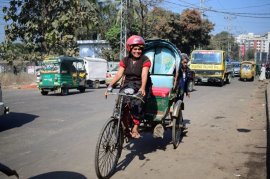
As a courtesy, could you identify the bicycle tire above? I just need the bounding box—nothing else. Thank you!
[172,110,183,149]
[95,117,124,179]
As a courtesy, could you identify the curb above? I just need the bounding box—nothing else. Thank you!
[17,84,38,89]
[266,84,270,179]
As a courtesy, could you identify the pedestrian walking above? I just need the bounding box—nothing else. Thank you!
[259,64,266,81]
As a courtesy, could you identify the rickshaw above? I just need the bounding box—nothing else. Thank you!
[239,61,256,81]
[94,39,185,178]
[38,56,87,95]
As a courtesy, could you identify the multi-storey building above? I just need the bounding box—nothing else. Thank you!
[236,32,270,64]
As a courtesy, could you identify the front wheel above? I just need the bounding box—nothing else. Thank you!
[172,110,183,149]
[95,117,124,179]
[79,87,86,93]
[226,74,231,84]
[41,90,48,95]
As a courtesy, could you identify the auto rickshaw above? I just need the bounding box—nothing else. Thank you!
[239,61,256,81]
[38,56,87,95]
[95,39,185,179]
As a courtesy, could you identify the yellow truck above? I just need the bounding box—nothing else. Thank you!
[190,50,233,87]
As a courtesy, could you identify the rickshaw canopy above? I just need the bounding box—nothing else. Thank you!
[144,39,181,75]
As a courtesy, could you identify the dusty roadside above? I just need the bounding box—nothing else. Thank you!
[111,79,268,179]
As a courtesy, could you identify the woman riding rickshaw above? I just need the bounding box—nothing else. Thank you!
[95,36,185,179]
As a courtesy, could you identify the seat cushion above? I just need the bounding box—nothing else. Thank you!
[151,87,171,98]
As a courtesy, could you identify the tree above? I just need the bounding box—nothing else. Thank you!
[3,0,98,57]
[245,48,255,60]
[146,8,214,55]
[208,31,239,60]
[178,9,214,54]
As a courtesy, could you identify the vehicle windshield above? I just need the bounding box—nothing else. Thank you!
[232,63,240,68]
[111,65,119,71]
[42,61,60,72]
[191,52,222,64]
[241,64,252,70]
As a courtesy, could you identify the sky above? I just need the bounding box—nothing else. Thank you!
[161,0,270,36]
[0,0,270,43]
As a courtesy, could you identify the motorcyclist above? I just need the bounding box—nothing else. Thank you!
[105,35,152,138]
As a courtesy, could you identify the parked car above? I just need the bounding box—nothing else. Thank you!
[105,65,122,87]
[231,61,241,77]
[0,83,9,116]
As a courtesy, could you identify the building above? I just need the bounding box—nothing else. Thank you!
[236,32,270,64]
[77,40,111,58]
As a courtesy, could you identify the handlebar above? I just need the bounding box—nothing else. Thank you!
[106,92,145,103]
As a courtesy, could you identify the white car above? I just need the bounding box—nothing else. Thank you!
[0,83,9,116]
[105,65,122,87]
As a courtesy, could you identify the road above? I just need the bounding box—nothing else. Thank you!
[0,78,267,179]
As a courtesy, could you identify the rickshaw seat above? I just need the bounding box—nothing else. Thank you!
[150,75,173,98]
[151,87,171,98]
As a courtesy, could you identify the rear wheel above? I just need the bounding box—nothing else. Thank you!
[219,79,224,87]
[79,87,86,93]
[95,118,124,179]
[172,110,183,149]
[61,87,69,96]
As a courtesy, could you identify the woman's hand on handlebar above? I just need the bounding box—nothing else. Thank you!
[105,86,113,97]
[139,88,146,96]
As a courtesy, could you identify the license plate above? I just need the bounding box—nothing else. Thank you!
[202,78,208,82]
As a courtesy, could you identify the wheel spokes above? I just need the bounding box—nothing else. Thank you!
[97,119,120,177]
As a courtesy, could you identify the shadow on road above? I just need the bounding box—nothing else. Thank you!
[29,171,87,179]
[115,124,189,173]
[0,162,19,178]
[42,90,94,96]
[0,112,39,132]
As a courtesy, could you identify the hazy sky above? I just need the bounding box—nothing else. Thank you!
[0,0,270,42]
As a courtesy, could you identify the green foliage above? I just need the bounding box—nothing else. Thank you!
[245,48,255,60]
[146,8,214,55]
[0,42,43,64]
[208,31,239,60]
[2,0,98,58]
[1,0,216,62]
[104,25,121,60]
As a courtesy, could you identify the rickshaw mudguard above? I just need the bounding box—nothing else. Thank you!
[172,100,183,118]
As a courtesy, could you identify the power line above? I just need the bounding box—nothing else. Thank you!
[163,0,270,18]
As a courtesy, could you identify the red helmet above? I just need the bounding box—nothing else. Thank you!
[126,35,145,52]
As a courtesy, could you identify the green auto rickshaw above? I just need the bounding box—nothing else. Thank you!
[38,56,87,95]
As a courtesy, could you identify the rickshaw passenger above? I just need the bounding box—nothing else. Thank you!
[173,53,191,101]
[105,35,152,139]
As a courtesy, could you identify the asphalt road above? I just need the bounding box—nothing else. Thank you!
[0,78,267,179]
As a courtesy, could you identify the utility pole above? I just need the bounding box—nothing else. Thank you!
[200,0,205,18]
[224,15,235,55]
[119,0,128,60]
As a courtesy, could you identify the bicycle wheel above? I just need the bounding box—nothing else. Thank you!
[95,117,124,179]
[172,110,183,149]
